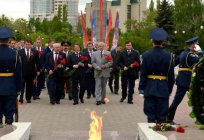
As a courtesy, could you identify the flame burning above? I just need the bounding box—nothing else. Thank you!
[89,111,103,140]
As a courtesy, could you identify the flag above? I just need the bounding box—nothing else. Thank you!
[105,10,112,50]
[100,0,104,41]
[105,11,109,49]
[81,11,88,48]
[111,11,120,50]
[91,10,97,45]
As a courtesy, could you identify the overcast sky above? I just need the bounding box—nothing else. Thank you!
[0,0,162,20]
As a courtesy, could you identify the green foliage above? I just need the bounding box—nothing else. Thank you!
[63,5,68,22]
[58,5,62,19]
[149,0,154,12]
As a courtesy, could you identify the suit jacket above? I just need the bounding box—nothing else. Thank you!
[45,51,66,80]
[110,49,121,73]
[92,50,113,78]
[0,44,22,95]
[33,46,45,70]
[119,49,140,78]
[18,48,39,78]
[83,49,96,74]
[67,52,85,77]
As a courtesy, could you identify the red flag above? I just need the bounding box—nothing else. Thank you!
[81,11,88,48]
[90,11,93,42]
[100,0,104,41]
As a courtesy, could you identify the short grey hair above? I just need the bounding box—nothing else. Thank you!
[98,42,105,47]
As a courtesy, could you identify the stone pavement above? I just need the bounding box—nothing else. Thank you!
[16,81,204,140]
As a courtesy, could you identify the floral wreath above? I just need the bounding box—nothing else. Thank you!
[188,57,204,129]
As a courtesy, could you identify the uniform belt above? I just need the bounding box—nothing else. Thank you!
[0,73,14,76]
[178,68,192,72]
[147,75,167,80]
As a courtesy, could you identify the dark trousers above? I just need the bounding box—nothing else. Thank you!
[85,73,95,97]
[20,76,34,101]
[0,95,16,121]
[168,86,189,121]
[121,76,136,101]
[47,78,63,102]
[36,72,45,97]
[109,71,119,93]
[71,76,86,102]
[62,77,72,98]
[144,96,169,123]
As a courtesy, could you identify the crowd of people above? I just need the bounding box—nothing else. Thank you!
[0,26,203,126]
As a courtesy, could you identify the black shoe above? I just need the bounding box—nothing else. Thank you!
[120,98,125,102]
[96,101,101,105]
[61,96,65,99]
[101,100,105,104]
[80,98,84,103]
[114,92,118,95]
[33,96,37,100]
[50,101,55,105]
[56,101,60,104]
[36,96,40,99]
[93,94,95,98]
[128,101,133,104]
[86,96,91,99]
[5,118,13,125]
[19,99,23,104]
[69,96,72,100]
[27,100,31,103]
[109,86,113,93]
[73,101,78,105]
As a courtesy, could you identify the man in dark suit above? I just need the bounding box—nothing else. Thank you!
[46,43,66,105]
[119,41,140,104]
[139,28,175,123]
[167,36,200,124]
[108,44,122,94]
[61,41,73,100]
[83,42,96,99]
[32,38,45,100]
[68,43,86,105]
[18,39,40,103]
[0,27,22,125]
[44,39,54,55]
[9,39,16,50]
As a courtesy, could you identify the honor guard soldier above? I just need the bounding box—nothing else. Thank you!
[139,28,175,123]
[167,36,200,124]
[0,27,22,125]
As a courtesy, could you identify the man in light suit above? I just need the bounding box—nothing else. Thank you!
[92,42,113,105]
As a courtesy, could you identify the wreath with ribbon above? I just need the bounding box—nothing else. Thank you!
[188,57,204,128]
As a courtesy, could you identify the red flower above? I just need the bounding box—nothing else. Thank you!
[30,52,34,56]
[103,54,113,61]
[37,50,43,55]
[61,58,66,65]
[80,55,89,61]
[132,61,140,67]
[176,126,185,133]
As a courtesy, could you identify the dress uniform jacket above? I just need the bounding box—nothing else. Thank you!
[139,47,175,98]
[0,44,22,95]
[176,48,199,88]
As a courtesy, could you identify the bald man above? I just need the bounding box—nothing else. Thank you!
[45,43,66,105]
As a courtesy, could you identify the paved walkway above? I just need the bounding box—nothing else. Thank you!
[16,81,203,140]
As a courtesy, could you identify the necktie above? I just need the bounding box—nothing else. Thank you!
[101,51,103,58]
[27,49,30,60]
[90,51,93,57]
[54,53,58,66]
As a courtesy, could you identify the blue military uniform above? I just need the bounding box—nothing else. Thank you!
[168,36,200,122]
[139,28,175,123]
[0,27,22,125]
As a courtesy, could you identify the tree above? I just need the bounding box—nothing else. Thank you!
[58,5,62,20]
[62,5,68,22]
[149,0,154,12]
[174,0,203,38]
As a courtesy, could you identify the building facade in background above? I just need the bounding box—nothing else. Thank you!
[30,0,79,31]
[30,0,54,21]
[85,0,147,33]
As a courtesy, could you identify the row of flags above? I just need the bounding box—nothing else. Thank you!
[81,1,120,50]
